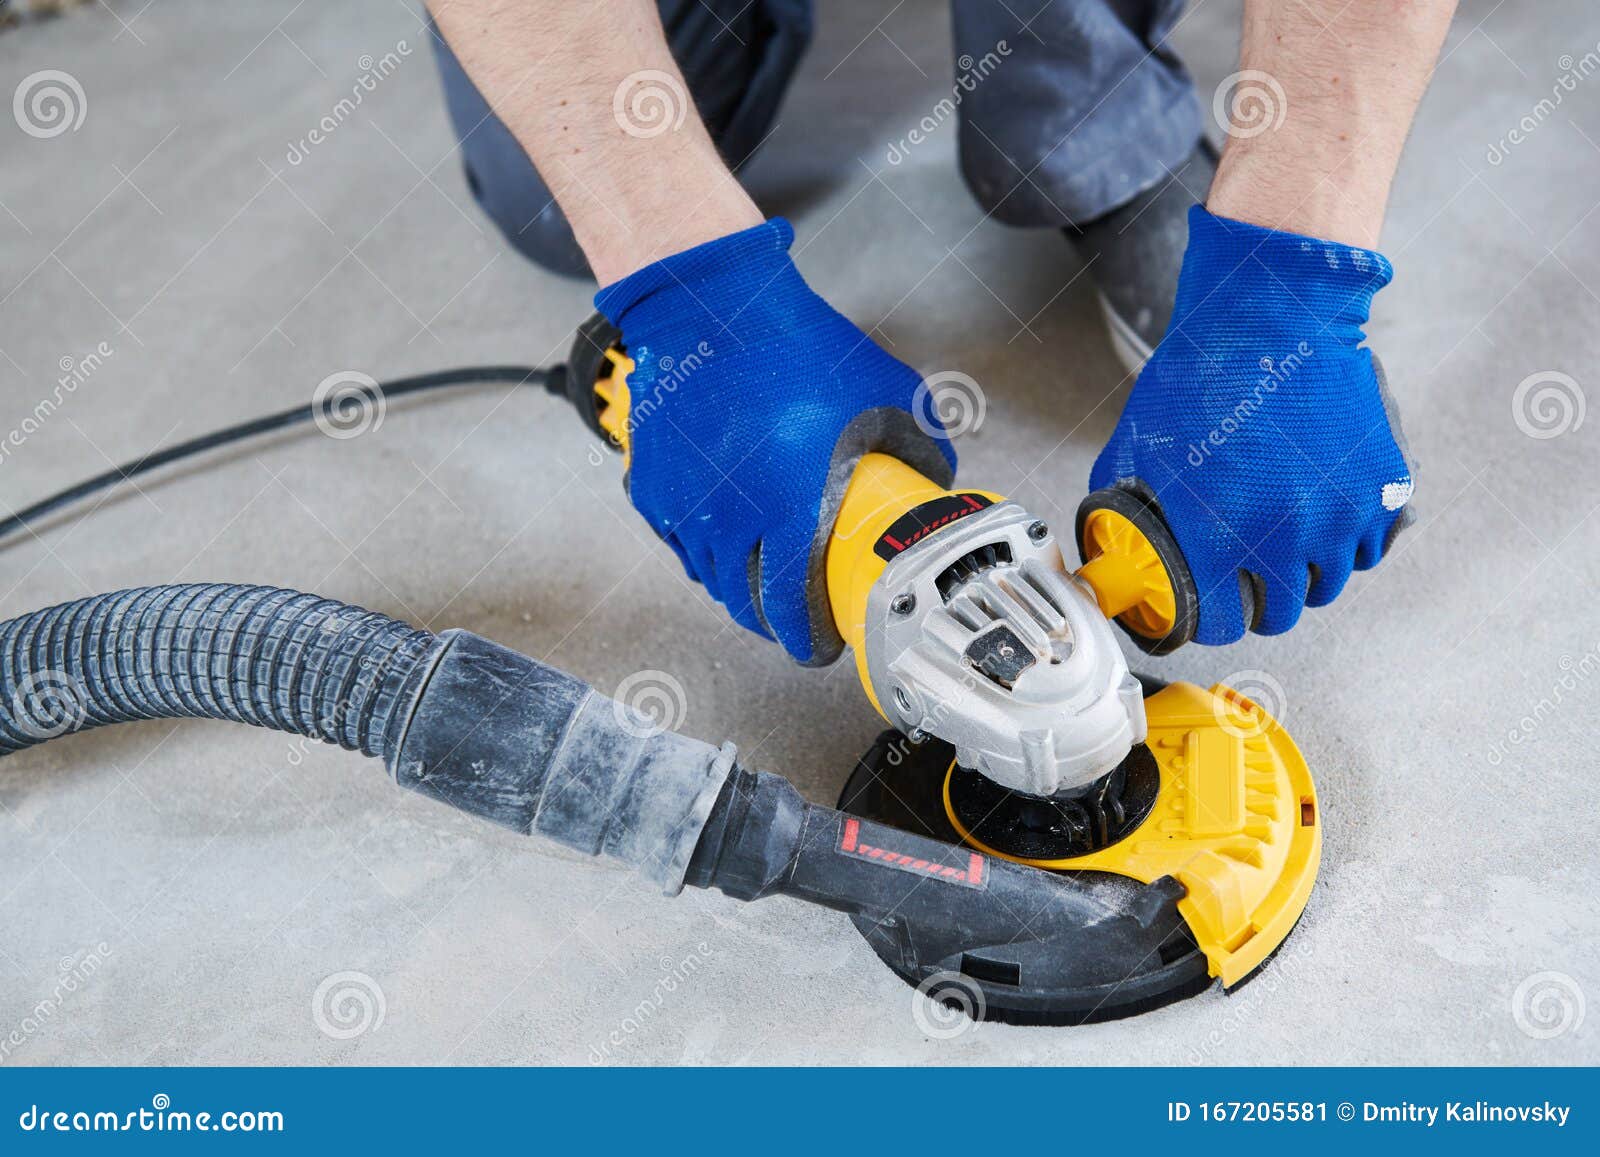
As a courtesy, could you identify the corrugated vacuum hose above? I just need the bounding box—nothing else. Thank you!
[0,584,433,759]
[0,583,730,891]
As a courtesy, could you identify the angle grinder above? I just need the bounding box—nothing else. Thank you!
[561,316,1321,1023]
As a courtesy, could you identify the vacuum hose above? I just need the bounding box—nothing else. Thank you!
[0,584,433,759]
[2,584,1199,1019]
[0,583,731,892]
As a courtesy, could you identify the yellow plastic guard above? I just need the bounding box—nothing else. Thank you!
[945,681,1321,987]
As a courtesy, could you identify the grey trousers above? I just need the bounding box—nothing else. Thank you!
[431,0,1201,277]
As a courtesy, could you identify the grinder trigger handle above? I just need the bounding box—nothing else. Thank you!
[563,314,633,455]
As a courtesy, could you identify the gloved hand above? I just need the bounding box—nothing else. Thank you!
[1090,206,1414,644]
[594,218,956,665]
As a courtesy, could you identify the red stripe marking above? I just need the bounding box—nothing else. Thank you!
[840,826,987,888]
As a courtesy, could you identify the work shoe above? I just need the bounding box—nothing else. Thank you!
[1065,140,1218,375]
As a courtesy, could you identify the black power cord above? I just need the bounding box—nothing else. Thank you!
[0,364,563,548]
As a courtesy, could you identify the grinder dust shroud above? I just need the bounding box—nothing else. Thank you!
[825,489,1322,1026]
[836,669,1320,1025]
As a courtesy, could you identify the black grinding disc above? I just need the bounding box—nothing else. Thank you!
[945,744,1160,862]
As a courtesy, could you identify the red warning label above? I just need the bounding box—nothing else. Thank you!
[838,817,987,889]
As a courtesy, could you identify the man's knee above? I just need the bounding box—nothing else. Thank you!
[952,0,1200,224]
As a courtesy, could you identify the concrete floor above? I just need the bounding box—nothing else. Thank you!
[1,0,1596,1065]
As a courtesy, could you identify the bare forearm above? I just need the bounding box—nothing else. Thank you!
[1208,0,1457,247]
[427,0,761,283]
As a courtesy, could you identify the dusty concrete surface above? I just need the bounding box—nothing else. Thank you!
[1,0,1596,1065]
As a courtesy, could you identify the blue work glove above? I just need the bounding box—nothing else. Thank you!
[595,218,956,665]
[1091,206,1414,644]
